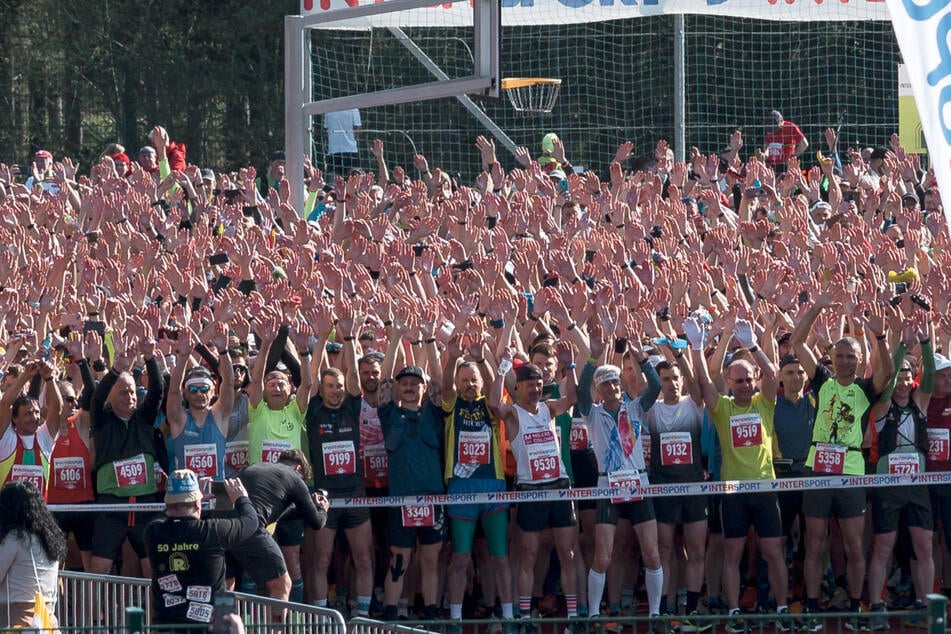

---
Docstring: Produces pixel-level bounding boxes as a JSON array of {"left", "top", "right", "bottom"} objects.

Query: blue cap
[{"left": 165, "top": 469, "right": 202, "bottom": 504}]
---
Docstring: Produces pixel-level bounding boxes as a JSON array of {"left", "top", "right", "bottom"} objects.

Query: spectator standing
[
  {"left": 324, "top": 108, "right": 362, "bottom": 176},
  {"left": 764, "top": 110, "right": 807, "bottom": 173}
]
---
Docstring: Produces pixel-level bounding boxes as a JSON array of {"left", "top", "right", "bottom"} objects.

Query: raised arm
[
  {"left": 38, "top": 362, "right": 64, "bottom": 440},
  {"left": 866, "top": 303, "right": 893, "bottom": 394},
  {"left": 545, "top": 340, "right": 578, "bottom": 418},
  {"left": 684, "top": 317, "right": 719, "bottom": 412},
  {"left": 0, "top": 363, "right": 37, "bottom": 438},
  {"left": 247, "top": 310, "right": 280, "bottom": 408},
  {"left": 790, "top": 293, "right": 830, "bottom": 379},
  {"left": 165, "top": 333, "right": 197, "bottom": 437},
  {"left": 734, "top": 318, "right": 778, "bottom": 402}
]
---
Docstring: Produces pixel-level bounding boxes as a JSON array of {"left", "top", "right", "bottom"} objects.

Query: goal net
[{"left": 306, "top": 2, "right": 899, "bottom": 180}]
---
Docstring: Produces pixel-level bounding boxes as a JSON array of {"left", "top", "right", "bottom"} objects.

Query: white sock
[
  {"left": 450, "top": 604, "right": 463, "bottom": 620},
  {"left": 588, "top": 569, "right": 606, "bottom": 617},
  {"left": 645, "top": 567, "right": 663, "bottom": 617},
  {"left": 314, "top": 598, "right": 328, "bottom": 607},
  {"left": 501, "top": 603, "right": 514, "bottom": 619}
]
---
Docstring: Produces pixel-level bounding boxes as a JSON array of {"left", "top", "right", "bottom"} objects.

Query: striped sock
[
  {"left": 566, "top": 594, "right": 578, "bottom": 618},
  {"left": 520, "top": 596, "right": 532, "bottom": 618}
]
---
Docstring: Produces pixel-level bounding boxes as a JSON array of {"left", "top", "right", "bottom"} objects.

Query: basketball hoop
[{"left": 501, "top": 78, "right": 562, "bottom": 114}]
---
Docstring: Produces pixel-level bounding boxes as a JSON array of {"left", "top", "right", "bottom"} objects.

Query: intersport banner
[
  {"left": 886, "top": 0, "right": 951, "bottom": 235},
  {"left": 301, "top": 0, "right": 888, "bottom": 27}
]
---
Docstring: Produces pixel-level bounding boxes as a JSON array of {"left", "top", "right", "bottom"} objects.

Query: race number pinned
[
  {"left": 730, "top": 414, "right": 763, "bottom": 448},
  {"left": 363, "top": 444, "right": 388, "bottom": 479},
  {"left": 402, "top": 504, "right": 435, "bottom": 527},
  {"left": 888, "top": 452, "right": 920, "bottom": 475},
  {"left": 52, "top": 456, "right": 86, "bottom": 491},
  {"left": 261, "top": 440, "right": 292, "bottom": 464},
  {"left": 322, "top": 440, "right": 356, "bottom": 475},
  {"left": 458, "top": 430, "right": 490, "bottom": 466},
  {"left": 113, "top": 454, "right": 147, "bottom": 487},
  {"left": 928, "top": 429, "right": 950, "bottom": 463},
  {"left": 11, "top": 464, "right": 44, "bottom": 490},
  {"left": 813, "top": 443, "right": 846, "bottom": 475},
  {"left": 225, "top": 441, "right": 249, "bottom": 472},
  {"left": 184, "top": 444, "right": 219, "bottom": 478},
  {"left": 569, "top": 418, "right": 589, "bottom": 451},
  {"left": 524, "top": 430, "right": 561, "bottom": 481},
  {"left": 608, "top": 469, "right": 642, "bottom": 503},
  {"left": 660, "top": 432, "right": 692, "bottom": 466}
]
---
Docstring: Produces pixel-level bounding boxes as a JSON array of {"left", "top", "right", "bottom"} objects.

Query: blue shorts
[{"left": 447, "top": 477, "right": 508, "bottom": 521}]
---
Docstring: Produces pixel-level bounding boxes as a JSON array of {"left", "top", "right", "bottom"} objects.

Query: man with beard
[{"left": 442, "top": 335, "right": 513, "bottom": 632}]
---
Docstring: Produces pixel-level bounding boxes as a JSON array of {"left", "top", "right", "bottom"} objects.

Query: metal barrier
[
  {"left": 232, "top": 590, "right": 346, "bottom": 634},
  {"left": 58, "top": 570, "right": 151, "bottom": 631},
  {"left": 349, "top": 616, "right": 436, "bottom": 634},
  {"left": 57, "top": 571, "right": 346, "bottom": 634}
]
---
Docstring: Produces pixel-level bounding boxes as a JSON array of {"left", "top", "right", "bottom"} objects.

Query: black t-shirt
[
  {"left": 146, "top": 497, "right": 257, "bottom": 625},
  {"left": 237, "top": 462, "right": 326, "bottom": 529},
  {"left": 304, "top": 393, "right": 364, "bottom": 493}
]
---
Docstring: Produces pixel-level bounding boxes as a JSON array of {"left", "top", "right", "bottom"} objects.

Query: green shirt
[{"left": 248, "top": 400, "right": 307, "bottom": 465}]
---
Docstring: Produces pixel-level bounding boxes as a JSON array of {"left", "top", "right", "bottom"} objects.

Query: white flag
[{"left": 885, "top": 0, "right": 951, "bottom": 236}]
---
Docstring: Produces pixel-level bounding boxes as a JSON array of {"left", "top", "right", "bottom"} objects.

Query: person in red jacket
[{"left": 764, "top": 110, "right": 808, "bottom": 173}]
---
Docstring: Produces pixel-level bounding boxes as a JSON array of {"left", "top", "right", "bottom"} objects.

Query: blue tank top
[{"left": 171, "top": 411, "right": 228, "bottom": 480}]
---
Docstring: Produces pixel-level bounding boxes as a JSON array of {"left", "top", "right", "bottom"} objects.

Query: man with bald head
[{"left": 685, "top": 315, "right": 789, "bottom": 632}]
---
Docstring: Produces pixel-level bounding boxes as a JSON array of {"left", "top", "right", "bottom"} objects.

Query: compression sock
[
  {"left": 290, "top": 578, "right": 304, "bottom": 604},
  {"left": 587, "top": 570, "right": 606, "bottom": 617},
  {"left": 384, "top": 605, "right": 398, "bottom": 621},
  {"left": 645, "top": 567, "right": 664, "bottom": 616},
  {"left": 357, "top": 595, "right": 372, "bottom": 616}
]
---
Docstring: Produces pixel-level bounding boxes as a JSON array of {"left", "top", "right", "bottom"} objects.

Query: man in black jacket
[
  {"left": 88, "top": 334, "right": 167, "bottom": 576},
  {"left": 145, "top": 470, "right": 257, "bottom": 630}
]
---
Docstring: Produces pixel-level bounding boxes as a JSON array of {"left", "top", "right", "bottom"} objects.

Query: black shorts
[
  {"left": 802, "top": 473, "right": 866, "bottom": 519},
  {"left": 708, "top": 495, "right": 723, "bottom": 534},
  {"left": 570, "top": 450, "right": 599, "bottom": 511},
  {"left": 387, "top": 505, "right": 447, "bottom": 548},
  {"left": 930, "top": 484, "right": 951, "bottom": 544},
  {"left": 777, "top": 488, "right": 804, "bottom": 538},
  {"left": 872, "top": 485, "right": 933, "bottom": 534},
  {"left": 654, "top": 494, "right": 708, "bottom": 525},
  {"left": 515, "top": 479, "right": 577, "bottom": 532},
  {"left": 720, "top": 492, "right": 782, "bottom": 540},
  {"left": 325, "top": 507, "right": 371, "bottom": 530},
  {"left": 274, "top": 518, "right": 305, "bottom": 547},
  {"left": 54, "top": 509, "right": 95, "bottom": 551},
  {"left": 596, "top": 498, "right": 656, "bottom": 526},
  {"left": 227, "top": 527, "right": 288, "bottom": 585},
  {"left": 91, "top": 493, "right": 163, "bottom": 561}
]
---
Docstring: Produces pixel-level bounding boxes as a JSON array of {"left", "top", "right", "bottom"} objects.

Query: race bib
[
  {"left": 888, "top": 452, "right": 920, "bottom": 475},
  {"left": 186, "top": 602, "right": 213, "bottom": 623},
  {"left": 322, "top": 440, "right": 356, "bottom": 475},
  {"left": 158, "top": 574, "right": 182, "bottom": 593},
  {"left": 262, "top": 440, "right": 292, "bottom": 464},
  {"left": 11, "top": 464, "right": 44, "bottom": 490},
  {"left": 225, "top": 441, "right": 249, "bottom": 472},
  {"left": 524, "top": 430, "right": 561, "bottom": 481},
  {"left": 458, "top": 430, "right": 490, "bottom": 465},
  {"left": 660, "top": 432, "right": 693, "bottom": 466},
  {"left": 569, "top": 418, "right": 589, "bottom": 451},
  {"left": 186, "top": 586, "right": 212, "bottom": 603},
  {"left": 363, "top": 444, "right": 388, "bottom": 479},
  {"left": 113, "top": 454, "right": 147, "bottom": 487},
  {"left": 813, "top": 443, "right": 846, "bottom": 475},
  {"left": 402, "top": 504, "right": 434, "bottom": 527},
  {"left": 184, "top": 444, "right": 218, "bottom": 478},
  {"left": 928, "top": 429, "right": 950, "bottom": 463},
  {"left": 730, "top": 414, "right": 763, "bottom": 448},
  {"left": 608, "top": 469, "right": 642, "bottom": 503},
  {"left": 766, "top": 142, "right": 783, "bottom": 159},
  {"left": 52, "top": 456, "right": 86, "bottom": 491}
]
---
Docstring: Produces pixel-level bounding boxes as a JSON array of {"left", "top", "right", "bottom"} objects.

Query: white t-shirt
[
  {"left": 0, "top": 425, "right": 55, "bottom": 462},
  {"left": 324, "top": 109, "right": 361, "bottom": 155},
  {"left": 0, "top": 532, "right": 60, "bottom": 607}
]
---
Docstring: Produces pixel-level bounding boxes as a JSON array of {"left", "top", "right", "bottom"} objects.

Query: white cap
[{"left": 936, "top": 353, "right": 951, "bottom": 372}]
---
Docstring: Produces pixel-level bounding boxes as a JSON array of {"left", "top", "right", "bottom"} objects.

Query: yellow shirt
[{"left": 710, "top": 393, "right": 779, "bottom": 481}]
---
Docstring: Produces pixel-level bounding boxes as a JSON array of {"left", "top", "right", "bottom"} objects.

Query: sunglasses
[{"left": 187, "top": 385, "right": 211, "bottom": 394}]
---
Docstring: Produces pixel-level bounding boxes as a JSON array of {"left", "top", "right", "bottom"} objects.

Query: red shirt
[
  {"left": 926, "top": 394, "right": 951, "bottom": 472},
  {"left": 47, "top": 417, "right": 94, "bottom": 504},
  {"left": 764, "top": 122, "right": 805, "bottom": 166}
]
